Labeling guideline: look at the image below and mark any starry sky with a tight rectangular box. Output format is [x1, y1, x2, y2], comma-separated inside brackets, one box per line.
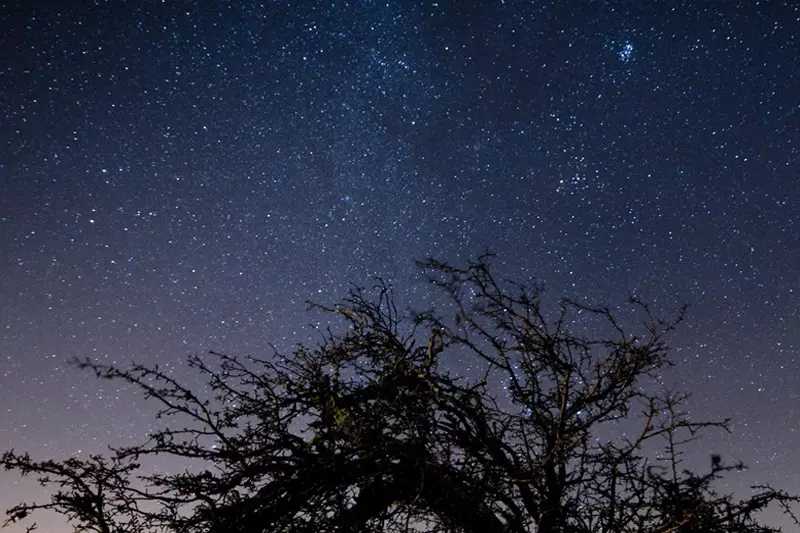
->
[1, 0, 798, 530]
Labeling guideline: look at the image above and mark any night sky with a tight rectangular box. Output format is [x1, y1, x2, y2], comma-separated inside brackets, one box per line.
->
[1, 1, 798, 530]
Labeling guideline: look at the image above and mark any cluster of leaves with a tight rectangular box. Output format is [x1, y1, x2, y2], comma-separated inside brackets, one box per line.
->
[3, 255, 798, 533]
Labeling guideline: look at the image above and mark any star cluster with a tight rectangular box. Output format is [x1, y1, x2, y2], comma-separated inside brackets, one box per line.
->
[1, 1, 798, 530]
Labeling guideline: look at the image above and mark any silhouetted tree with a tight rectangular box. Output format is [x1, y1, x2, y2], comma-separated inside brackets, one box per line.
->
[3, 255, 798, 533]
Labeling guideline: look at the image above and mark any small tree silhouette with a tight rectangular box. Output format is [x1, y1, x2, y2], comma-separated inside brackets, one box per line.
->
[3, 255, 798, 533]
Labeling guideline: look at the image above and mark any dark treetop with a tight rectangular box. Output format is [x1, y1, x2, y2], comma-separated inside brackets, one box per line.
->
[3, 256, 799, 532]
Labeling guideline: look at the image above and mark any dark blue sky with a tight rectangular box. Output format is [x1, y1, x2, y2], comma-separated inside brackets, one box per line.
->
[1, 1, 798, 529]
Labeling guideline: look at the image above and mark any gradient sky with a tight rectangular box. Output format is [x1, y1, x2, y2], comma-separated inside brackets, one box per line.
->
[1, 1, 798, 530]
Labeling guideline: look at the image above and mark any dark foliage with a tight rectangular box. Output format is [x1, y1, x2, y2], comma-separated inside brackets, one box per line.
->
[3, 255, 798, 533]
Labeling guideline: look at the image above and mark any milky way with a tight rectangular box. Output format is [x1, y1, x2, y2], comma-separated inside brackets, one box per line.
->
[1, 2, 798, 530]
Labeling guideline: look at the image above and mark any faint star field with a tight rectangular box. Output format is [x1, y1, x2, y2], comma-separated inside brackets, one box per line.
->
[1, 1, 798, 530]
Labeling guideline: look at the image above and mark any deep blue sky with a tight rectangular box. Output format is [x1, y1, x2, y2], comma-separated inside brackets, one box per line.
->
[1, 1, 798, 530]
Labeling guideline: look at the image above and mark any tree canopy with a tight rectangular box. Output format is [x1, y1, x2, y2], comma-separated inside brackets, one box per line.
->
[3, 255, 798, 533]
